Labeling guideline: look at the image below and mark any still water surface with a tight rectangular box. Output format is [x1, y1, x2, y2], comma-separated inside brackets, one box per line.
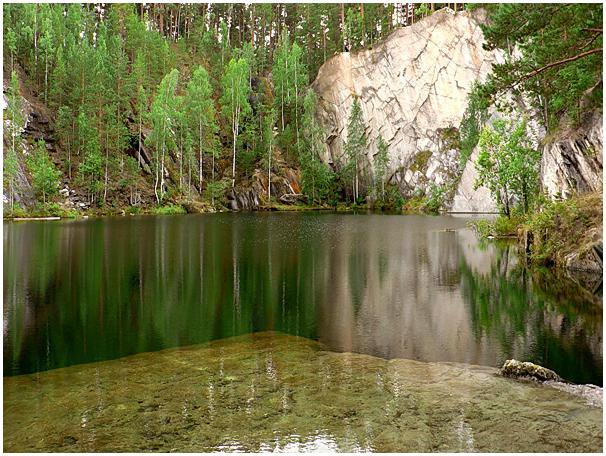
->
[3, 213, 603, 384]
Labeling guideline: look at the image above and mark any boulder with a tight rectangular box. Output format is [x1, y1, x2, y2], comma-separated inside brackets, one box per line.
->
[500, 359, 561, 382]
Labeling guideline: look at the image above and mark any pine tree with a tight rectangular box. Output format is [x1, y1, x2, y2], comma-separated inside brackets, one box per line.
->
[344, 96, 367, 202]
[374, 136, 390, 204]
[55, 106, 74, 180]
[5, 28, 17, 74]
[76, 110, 103, 205]
[28, 140, 61, 206]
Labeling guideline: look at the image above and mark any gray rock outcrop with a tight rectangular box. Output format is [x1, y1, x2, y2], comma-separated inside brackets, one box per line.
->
[541, 111, 603, 200]
[311, 8, 498, 203]
[450, 146, 497, 212]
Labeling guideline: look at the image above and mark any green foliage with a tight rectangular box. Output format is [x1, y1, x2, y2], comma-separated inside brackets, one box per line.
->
[344, 96, 367, 202]
[204, 179, 231, 208]
[4, 71, 23, 210]
[300, 89, 336, 204]
[424, 184, 445, 214]
[373, 136, 390, 205]
[76, 110, 103, 204]
[524, 193, 602, 266]
[3, 147, 20, 211]
[148, 68, 180, 204]
[471, 213, 525, 239]
[272, 31, 308, 160]
[345, 8, 364, 51]
[27, 140, 61, 206]
[475, 118, 541, 217]
[459, 82, 490, 168]
[185, 65, 217, 195]
[152, 204, 187, 215]
[221, 57, 252, 187]
[480, 3, 603, 129]
[410, 150, 432, 173]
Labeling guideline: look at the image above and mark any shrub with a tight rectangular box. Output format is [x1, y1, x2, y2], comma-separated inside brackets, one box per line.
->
[153, 204, 187, 215]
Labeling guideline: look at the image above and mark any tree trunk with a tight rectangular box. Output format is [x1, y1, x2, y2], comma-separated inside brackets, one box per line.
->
[360, 3, 365, 46]
[294, 57, 299, 152]
[232, 123, 237, 187]
[44, 49, 48, 105]
[199, 120, 203, 192]
[138, 114, 142, 166]
[67, 137, 71, 180]
[268, 135, 272, 201]
[340, 3, 345, 51]
[103, 130, 109, 203]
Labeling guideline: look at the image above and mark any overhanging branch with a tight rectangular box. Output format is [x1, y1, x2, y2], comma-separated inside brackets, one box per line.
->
[520, 47, 602, 82]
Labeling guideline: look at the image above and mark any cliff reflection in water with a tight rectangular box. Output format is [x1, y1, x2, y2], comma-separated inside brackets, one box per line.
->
[3, 213, 602, 384]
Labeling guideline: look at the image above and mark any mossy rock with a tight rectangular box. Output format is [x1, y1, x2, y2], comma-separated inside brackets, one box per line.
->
[500, 359, 561, 382]
[437, 126, 461, 150]
[409, 150, 432, 173]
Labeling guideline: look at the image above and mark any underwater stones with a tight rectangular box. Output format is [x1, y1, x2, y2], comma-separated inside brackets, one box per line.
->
[499, 359, 561, 382]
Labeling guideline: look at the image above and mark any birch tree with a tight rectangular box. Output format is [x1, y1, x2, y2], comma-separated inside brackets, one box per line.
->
[148, 69, 179, 204]
[220, 57, 251, 188]
[185, 65, 216, 194]
[344, 96, 367, 202]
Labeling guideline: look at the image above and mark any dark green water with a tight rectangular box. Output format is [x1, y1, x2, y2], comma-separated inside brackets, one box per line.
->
[3, 213, 603, 385]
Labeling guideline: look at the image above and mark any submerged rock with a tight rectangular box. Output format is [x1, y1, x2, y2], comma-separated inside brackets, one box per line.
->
[4, 333, 602, 452]
[499, 359, 561, 382]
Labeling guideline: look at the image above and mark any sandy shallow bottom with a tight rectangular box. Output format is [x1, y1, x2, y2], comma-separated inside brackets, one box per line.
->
[3, 332, 603, 452]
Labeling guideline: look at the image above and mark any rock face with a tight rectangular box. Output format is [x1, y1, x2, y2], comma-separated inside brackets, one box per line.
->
[311, 8, 497, 202]
[227, 162, 302, 211]
[541, 111, 603, 199]
[450, 146, 497, 212]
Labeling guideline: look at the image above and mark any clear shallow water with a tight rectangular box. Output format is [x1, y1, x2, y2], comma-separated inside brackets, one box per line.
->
[3, 212, 602, 385]
[3, 332, 603, 452]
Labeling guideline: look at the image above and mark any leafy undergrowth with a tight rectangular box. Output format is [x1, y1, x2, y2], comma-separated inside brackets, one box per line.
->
[524, 192, 602, 267]
[4, 203, 78, 219]
[471, 192, 603, 267]
[151, 204, 188, 215]
[470, 214, 525, 238]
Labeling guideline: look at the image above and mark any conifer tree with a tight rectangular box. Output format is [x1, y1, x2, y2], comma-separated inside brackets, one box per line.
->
[344, 96, 367, 202]
[373, 136, 390, 204]
[28, 140, 61, 206]
[55, 106, 74, 180]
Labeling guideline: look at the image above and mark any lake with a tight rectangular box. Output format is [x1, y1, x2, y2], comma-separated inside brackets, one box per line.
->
[3, 213, 603, 451]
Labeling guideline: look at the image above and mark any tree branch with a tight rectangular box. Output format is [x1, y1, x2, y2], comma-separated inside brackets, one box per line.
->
[520, 47, 602, 82]
[582, 28, 603, 34]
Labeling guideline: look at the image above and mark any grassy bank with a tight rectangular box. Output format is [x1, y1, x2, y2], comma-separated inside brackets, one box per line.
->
[471, 192, 602, 268]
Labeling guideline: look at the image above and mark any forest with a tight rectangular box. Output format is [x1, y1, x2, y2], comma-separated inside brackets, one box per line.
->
[2, 3, 603, 217]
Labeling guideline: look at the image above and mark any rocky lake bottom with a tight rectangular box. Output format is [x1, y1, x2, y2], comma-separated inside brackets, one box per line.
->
[4, 332, 603, 452]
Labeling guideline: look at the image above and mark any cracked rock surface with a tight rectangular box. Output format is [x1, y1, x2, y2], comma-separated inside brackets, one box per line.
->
[541, 111, 603, 200]
[311, 9, 497, 204]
